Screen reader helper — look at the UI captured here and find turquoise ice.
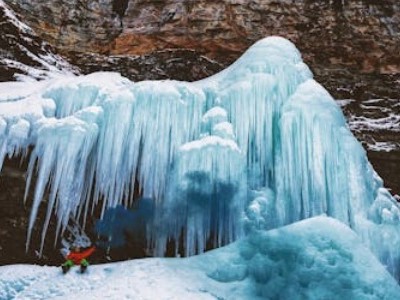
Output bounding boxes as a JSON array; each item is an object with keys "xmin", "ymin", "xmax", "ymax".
[
  {"xmin": 0, "ymin": 37, "xmax": 399, "ymax": 281},
  {"xmin": 0, "ymin": 217, "xmax": 399, "ymax": 299}
]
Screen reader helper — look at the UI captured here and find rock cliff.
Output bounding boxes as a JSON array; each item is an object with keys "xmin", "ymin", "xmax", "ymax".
[
  {"xmin": 4, "ymin": 0, "xmax": 400, "ymax": 75},
  {"xmin": 0, "ymin": 0, "xmax": 76, "ymax": 81}
]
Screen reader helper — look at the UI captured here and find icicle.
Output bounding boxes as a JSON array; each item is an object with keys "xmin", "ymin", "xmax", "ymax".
[
  {"xmin": 151, "ymin": 107, "xmax": 246, "ymax": 256},
  {"xmin": 25, "ymin": 107, "xmax": 102, "ymax": 253},
  {"xmin": 0, "ymin": 37, "xmax": 399, "ymax": 280}
]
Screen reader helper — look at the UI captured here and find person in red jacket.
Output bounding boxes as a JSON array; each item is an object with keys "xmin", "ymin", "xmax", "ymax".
[{"xmin": 62, "ymin": 245, "xmax": 96, "ymax": 274}]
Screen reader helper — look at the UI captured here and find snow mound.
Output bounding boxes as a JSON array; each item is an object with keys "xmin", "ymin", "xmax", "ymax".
[{"xmin": 0, "ymin": 217, "xmax": 399, "ymax": 299}]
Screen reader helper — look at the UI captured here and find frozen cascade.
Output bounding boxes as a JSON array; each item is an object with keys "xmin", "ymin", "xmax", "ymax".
[
  {"xmin": 24, "ymin": 107, "xmax": 102, "ymax": 252},
  {"xmin": 152, "ymin": 107, "xmax": 246, "ymax": 256},
  {"xmin": 274, "ymin": 80, "xmax": 400, "ymax": 280},
  {"xmin": 22, "ymin": 74, "xmax": 206, "ymax": 253},
  {"xmin": 276, "ymin": 80, "xmax": 365, "ymax": 225},
  {"xmin": 0, "ymin": 37, "xmax": 399, "ymax": 279}
]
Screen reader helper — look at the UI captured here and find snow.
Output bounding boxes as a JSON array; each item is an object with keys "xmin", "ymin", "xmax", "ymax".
[
  {"xmin": 339, "ymin": 97, "xmax": 400, "ymax": 151},
  {"xmin": 349, "ymin": 114, "xmax": 400, "ymax": 132},
  {"xmin": 336, "ymin": 99, "xmax": 355, "ymax": 107},
  {"xmin": 0, "ymin": 81, "xmax": 48, "ymax": 102},
  {"xmin": 179, "ymin": 135, "xmax": 239, "ymax": 152},
  {"xmin": 0, "ymin": 0, "xmax": 32, "ymax": 33},
  {"xmin": 1, "ymin": 56, "xmax": 75, "ymax": 82},
  {"xmin": 367, "ymin": 141, "xmax": 399, "ymax": 152},
  {"xmin": 202, "ymin": 106, "xmax": 228, "ymax": 123},
  {"xmin": 0, "ymin": 217, "xmax": 399, "ymax": 299},
  {"xmin": 0, "ymin": 36, "xmax": 400, "ymax": 283},
  {"xmin": 0, "ymin": 1, "xmax": 78, "ymax": 81}
]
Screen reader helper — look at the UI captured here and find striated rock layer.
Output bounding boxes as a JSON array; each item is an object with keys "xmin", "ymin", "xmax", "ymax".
[
  {"xmin": 0, "ymin": 0, "xmax": 77, "ymax": 81},
  {"xmin": 4, "ymin": 0, "xmax": 400, "ymax": 75}
]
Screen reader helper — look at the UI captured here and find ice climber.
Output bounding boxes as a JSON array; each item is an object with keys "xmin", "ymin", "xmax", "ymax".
[{"xmin": 62, "ymin": 245, "xmax": 96, "ymax": 274}]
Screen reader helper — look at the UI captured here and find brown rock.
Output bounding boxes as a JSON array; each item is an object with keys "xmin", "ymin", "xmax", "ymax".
[{"xmin": 4, "ymin": 0, "xmax": 399, "ymax": 74}]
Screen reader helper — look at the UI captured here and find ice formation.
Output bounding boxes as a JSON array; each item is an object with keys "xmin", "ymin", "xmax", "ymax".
[
  {"xmin": 206, "ymin": 216, "xmax": 400, "ymax": 299},
  {"xmin": 153, "ymin": 106, "xmax": 246, "ymax": 256},
  {"xmin": 0, "ymin": 37, "xmax": 399, "ymax": 280},
  {"xmin": 1, "ymin": 217, "xmax": 399, "ymax": 299}
]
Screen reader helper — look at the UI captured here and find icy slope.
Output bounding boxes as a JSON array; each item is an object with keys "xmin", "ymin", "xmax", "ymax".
[
  {"xmin": 0, "ymin": 37, "xmax": 399, "ymax": 279},
  {"xmin": 0, "ymin": 217, "xmax": 399, "ymax": 300}
]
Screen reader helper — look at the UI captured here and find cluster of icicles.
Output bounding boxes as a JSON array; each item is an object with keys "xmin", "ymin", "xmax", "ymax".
[{"xmin": 0, "ymin": 37, "xmax": 399, "ymax": 280}]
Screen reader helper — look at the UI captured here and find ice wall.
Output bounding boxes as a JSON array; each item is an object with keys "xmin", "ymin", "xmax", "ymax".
[{"xmin": 0, "ymin": 37, "xmax": 399, "ymax": 279}]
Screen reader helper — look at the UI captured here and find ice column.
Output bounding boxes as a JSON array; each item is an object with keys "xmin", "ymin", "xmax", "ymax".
[
  {"xmin": 276, "ymin": 80, "xmax": 400, "ymax": 280},
  {"xmin": 152, "ymin": 106, "xmax": 246, "ymax": 256},
  {"xmin": 25, "ymin": 107, "xmax": 102, "ymax": 252}
]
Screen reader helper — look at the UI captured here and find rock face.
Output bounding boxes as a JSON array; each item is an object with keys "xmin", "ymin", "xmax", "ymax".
[
  {"xmin": 4, "ymin": 0, "xmax": 400, "ymax": 75},
  {"xmin": 4, "ymin": 0, "xmax": 122, "ymax": 54},
  {"xmin": 69, "ymin": 49, "xmax": 224, "ymax": 82},
  {"xmin": 0, "ymin": 1, "xmax": 77, "ymax": 81}
]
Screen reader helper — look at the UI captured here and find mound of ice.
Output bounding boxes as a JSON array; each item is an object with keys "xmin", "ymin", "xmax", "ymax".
[
  {"xmin": 0, "ymin": 36, "xmax": 399, "ymax": 281},
  {"xmin": 204, "ymin": 216, "xmax": 400, "ymax": 299},
  {"xmin": 0, "ymin": 217, "xmax": 398, "ymax": 299}
]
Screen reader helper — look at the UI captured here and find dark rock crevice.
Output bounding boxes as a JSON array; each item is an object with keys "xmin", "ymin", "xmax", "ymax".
[{"xmin": 112, "ymin": 0, "xmax": 129, "ymax": 19}]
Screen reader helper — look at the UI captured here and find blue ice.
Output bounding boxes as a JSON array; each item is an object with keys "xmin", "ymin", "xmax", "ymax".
[{"xmin": 0, "ymin": 37, "xmax": 399, "ymax": 280}]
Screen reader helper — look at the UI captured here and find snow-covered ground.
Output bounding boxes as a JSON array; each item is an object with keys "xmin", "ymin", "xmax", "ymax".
[{"xmin": 1, "ymin": 217, "xmax": 399, "ymax": 300}]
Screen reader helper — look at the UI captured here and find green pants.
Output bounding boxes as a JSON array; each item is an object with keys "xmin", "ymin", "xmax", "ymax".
[{"xmin": 63, "ymin": 259, "xmax": 89, "ymax": 267}]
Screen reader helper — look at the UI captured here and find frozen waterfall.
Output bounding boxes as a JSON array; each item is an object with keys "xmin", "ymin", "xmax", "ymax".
[{"xmin": 0, "ymin": 37, "xmax": 399, "ymax": 279}]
